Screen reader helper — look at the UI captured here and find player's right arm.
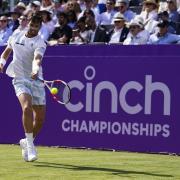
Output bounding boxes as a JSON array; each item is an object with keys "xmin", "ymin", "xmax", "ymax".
[{"xmin": 0, "ymin": 46, "xmax": 12, "ymax": 73}]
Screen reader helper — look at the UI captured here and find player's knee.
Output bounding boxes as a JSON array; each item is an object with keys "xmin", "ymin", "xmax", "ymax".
[{"xmin": 23, "ymin": 105, "xmax": 33, "ymax": 114}]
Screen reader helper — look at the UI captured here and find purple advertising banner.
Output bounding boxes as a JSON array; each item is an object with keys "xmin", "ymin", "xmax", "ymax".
[{"xmin": 1, "ymin": 45, "xmax": 180, "ymax": 154}]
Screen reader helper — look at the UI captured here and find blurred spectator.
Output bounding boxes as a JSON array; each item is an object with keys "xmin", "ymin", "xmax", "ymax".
[
  {"xmin": 78, "ymin": 0, "xmax": 100, "ymax": 24},
  {"xmin": 139, "ymin": 0, "xmax": 158, "ymax": 23},
  {"xmin": 148, "ymin": 20, "xmax": 180, "ymax": 44},
  {"xmin": 108, "ymin": 13, "xmax": 129, "ymax": 43},
  {"xmin": 65, "ymin": 0, "xmax": 82, "ymax": 17},
  {"xmin": 138, "ymin": 0, "xmax": 159, "ymax": 33},
  {"xmin": 30, "ymin": 1, "xmax": 41, "ymax": 13},
  {"xmin": 85, "ymin": 16, "xmax": 108, "ymax": 43},
  {"xmin": 41, "ymin": 0, "xmax": 54, "ymax": 11},
  {"xmin": 166, "ymin": 0, "xmax": 180, "ymax": 23},
  {"xmin": 70, "ymin": 16, "xmax": 91, "ymax": 43},
  {"xmin": 13, "ymin": 15, "xmax": 29, "ymax": 35},
  {"xmin": 158, "ymin": 11, "xmax": 176, "ymax": 33},
  {"xmin": 123, "ymin": 18, "xmax": 150, "ymax": 44},
  {"xmin": 40, "ymin": 10, "xmax": 55, "ymax": 34},
  {"xmin": 67, "ymin": 10, "xmax": 77, "ymax": 28},
  {"xmin": 0, "ymin": 15, "xmax": 13, "ymax": 46},
  {"xmin": 99, "ymin": 0, "xmax": 117, "ymax": 25},
  {"xmin": 114, "ymin": 0, "xmax": 136, "ymax": 22},
  {"xmin": 16, "ymin": 2, "xmax": 26, "ymax": 14},
  {"xmin": 48, "ymin": 12, "xmax": 72, "ymax": 45},
  {"xmin": 8, "ymin": 10, "xmax": 21, "ymax": 32}
]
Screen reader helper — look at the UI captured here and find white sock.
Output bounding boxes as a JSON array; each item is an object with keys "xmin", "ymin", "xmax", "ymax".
[{"xmin": 25, "ymin": 133, "xmax": 34, "ymax": 147}]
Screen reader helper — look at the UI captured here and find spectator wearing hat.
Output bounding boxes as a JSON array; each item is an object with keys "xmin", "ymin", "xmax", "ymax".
[
  {"xmin": 48, "ymin": 12, "xmax": 72, "ymax": 45},
  {"xmin": 30, "ymin": 1, "xmax": 41, "ymax": 13},
  {"xmin": 138, "ymin": 0, "xmax": 158, "ymax": 24},
  {"xmin": 123, "ymin": 18, "xmax": 150, "ymax": 45},
  {"xmin": 108, "ymin": 13, "xmax": 129, "ymax": 43},
  {"xmin": 16, "ymin": 2, "xmax": 26, "ymax": 14},
  {"xmin": 157, "ymin": 11, "xmax": 176, "ymax": 33},
  {"xmin": 0, "ymin": 16, "xmax": 13, "ymax": 46},
  {"xmin": 40, "ymin": 10, "xmax": 55, "ymax": 34},
  {"xmin": 148, "ymin": 20, "xmax": 180, "ymax": 44},
  {"xmin": 114, "ymin": 0, "xmax": 136, "ymax": 22},
  {"xmin": 99, "ymin": 0, "xmax": 117, "ymax": 25}
]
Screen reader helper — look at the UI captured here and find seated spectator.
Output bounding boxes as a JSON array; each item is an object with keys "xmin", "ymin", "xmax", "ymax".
[
  {"xmin": 30, "ymin": 1, "xmax": 41, "ymax": 13},
  {"xmin": 41, "ymin": 0, "xmax": 54, "ymax": 11},
  {"xmin": 40, "ymin": 10, "xmax": 55, "ymax": 34},
  {"xmin": 70, "ymin": 16, "xmax": 91, "ymax": 44},
  {"xmin": 16, "ymin": 2, "xmax": 26, "ymax": 15},
  {"xmin": 78, "ymin": 0, "xmax": 101, "ymax": 24},
  {"xmin": 138, "ymin": 0, "xmax": 158, "ymax": 23},
  {"xmin": 0, "ymin": 15, "xmax": 13, "ymax": 46},
  {"xmin": 114, "ymin": 0, "xmax": 136, "ymax": 22},
  {"xmin": 157, "ymin": 11, "xmax": 176, "ymax": 33},
  {"xmin": 166, "ymin": 0, "xmax": 180, "ymax": 23},
  {"xmin": 8, "ymin": 9, "xmax": 21, "ymax": 32},
  {"xmin": 99, "ymin": 0, "xmax": 117, "ymax": 25},
  {"xmin": 85, "ymin": 16, "xmax": 108, "ymax": 43},
  {"xmin": 67, "ymin": 10, "xmax": 77, "ymax": 28},
  {"xmin": 123, "ymin": 18, "xmax": 150, "ymax": 45},
  {"xmin": 108, "ymin": 13, "xmax": 129, "ymax": 44},
  {"xmin": 48, "ymin": 12, "xmax": 72, "ymax": 45},
  {"xmin": 148, "ymin": 20, "xmax": 180, "ymax": 44},
  {"xmin": 13, "ymin": 15, "xmax": 29, "ymax": 35}
]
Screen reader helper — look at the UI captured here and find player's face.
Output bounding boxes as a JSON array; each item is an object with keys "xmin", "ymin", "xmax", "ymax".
[{"xmin": 28, "ymin": 21, "xmax": 41, "ymax": 37}]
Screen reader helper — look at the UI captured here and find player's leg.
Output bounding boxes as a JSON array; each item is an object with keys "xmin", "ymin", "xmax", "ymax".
[
  {"xmin": 32, "ymin": 105, "xmax": 46, "ymax": 138},
  {"xmin": 18, "ymin": 93, "xmax": 37, "ymax": 162},
  {"xmin": 18, "ymin": 93, "xmax": 33, "ymax": 133}
]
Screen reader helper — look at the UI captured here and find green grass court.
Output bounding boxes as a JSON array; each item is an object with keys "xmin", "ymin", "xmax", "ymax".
[{"xmin": 0, "ymin": 144, "xmax": 180, "ymax": 180}]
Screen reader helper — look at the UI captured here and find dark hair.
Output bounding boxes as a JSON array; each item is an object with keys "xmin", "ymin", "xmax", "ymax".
[{"xmin": 30, "ymin": 13, "xmax": 43, "ymax": 25}]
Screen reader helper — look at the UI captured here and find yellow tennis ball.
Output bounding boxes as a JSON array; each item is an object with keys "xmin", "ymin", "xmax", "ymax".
[{"xmin": 51, "ymin": 87, "xmax": 58, "ymax": 95}]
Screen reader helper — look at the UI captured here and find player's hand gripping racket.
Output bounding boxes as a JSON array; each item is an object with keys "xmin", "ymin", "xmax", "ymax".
[{"xmin": 37, "ymin": 77, "xmax": 71, "ymax": 105}]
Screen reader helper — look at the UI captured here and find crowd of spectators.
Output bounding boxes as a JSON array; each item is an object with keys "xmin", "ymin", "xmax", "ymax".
[{"xmin": 0, "ymin": 0, "xmax": 180, "ymax": 45}]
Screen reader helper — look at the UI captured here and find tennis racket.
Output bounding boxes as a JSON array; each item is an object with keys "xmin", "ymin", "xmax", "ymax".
[{"xmin": 37, "ymin": 77, "xmax": 71, "ymax": 105}]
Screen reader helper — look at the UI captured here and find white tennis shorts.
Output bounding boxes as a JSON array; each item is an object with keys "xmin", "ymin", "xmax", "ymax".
[{"xmin": 12, "ymin": 78, "xmax": 46, "ymax": 105}]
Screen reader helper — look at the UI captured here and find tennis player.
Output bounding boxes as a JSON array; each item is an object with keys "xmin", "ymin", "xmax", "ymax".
[{"xmin": 0, "ymin": 14, "xmax": 47, "ymax": 162}]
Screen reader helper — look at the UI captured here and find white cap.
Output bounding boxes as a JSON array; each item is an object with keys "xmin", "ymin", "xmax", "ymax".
[
  {"xmin": 16, "ymin": 2, "xmax": 26, "ymax": 9},
  {"xmin": 31, "ymin": 1, "xmax": 41, "ymax": 6},
  {"xmin": 128, "ymin": 19, "xmax": 144, "ymax": 28}
]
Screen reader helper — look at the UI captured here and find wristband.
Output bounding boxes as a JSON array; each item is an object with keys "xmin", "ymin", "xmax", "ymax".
[
  {"xmin": 0, "ymin": 58, "xmax": 6, "ymax": 66},
  {"xmin": 32, "ymin": 61, "xmax": 40, "ymax": 74}
]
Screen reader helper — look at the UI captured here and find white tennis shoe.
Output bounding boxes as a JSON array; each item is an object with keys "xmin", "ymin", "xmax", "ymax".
[
  {"xmin": 19, "ymin": 138, "xmax": 38, "ymax": 162},
  {"xmin": 27, "ymin": 144, "xmax": 38, "ymax": 162},
  {"xmin": 19, "ymin": 139, "xmax": 28, "ymax": 161}
]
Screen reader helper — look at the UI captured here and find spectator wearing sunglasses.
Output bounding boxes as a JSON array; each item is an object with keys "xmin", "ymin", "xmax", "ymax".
[
  {"xmin": 114, "ymin": 0, "xmax": 135, "ymax": 22},
  {"xmin": 99, "ymin": 0, "xmax": 117, "ymax": 25},
  {"xmin": 0, "ymin": 16, "xmax": 13, "ymax": 46},
  {"xmin": 123, "ymin": 18, "xmax": 150, "ymax": 45},
  {"xmin": 13, "ymin": 15, "xmax": 29, "ymax": 35},
  {"xmin": 108, "ymin": 13, "xmax": 129, "ymax": 44}
]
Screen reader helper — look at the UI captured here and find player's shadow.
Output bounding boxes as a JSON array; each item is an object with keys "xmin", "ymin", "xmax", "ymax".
[{"xmin": 34, "ymin": 161, "xmax": 173, "ymax": 178}]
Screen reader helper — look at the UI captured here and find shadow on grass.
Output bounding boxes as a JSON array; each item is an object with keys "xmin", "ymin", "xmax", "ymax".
[{"xmin": 34, "ymin": 162, "xmax": 173, "ymax": 178}]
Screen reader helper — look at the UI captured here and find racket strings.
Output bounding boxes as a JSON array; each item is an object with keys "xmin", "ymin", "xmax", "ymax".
[{"xmin": 52, "ymin": 81, "xmax": 70, "ymax": 104}]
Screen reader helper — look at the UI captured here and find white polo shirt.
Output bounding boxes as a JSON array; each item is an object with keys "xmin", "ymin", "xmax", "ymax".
[{"xmin": 6, "ymin": 30, "xmax": 46, "ymax": 79}]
